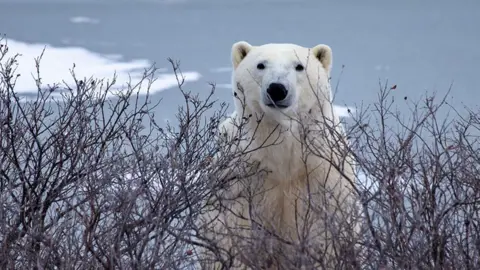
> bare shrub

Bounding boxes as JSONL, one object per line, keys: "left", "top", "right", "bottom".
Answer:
{"left": 0, "top": 35, "right": 237, "bottom": 269}
{"left": 348, "top": 82, "right": 480, "bottom": 269}
{"left": 192, "top": 65, "right": 480, "bottom": 269}
{"left": 2, "top": 34, "right": 480, "bottom": 270}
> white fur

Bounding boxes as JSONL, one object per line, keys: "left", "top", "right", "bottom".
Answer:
{"left": 197, "top": 41, "right": 360, "bottom": 270}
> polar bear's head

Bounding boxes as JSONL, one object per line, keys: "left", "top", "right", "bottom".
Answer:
{"left": 230, "top": 41, "right": 333, "bottom": 123}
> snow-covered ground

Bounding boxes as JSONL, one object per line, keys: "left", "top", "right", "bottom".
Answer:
{"left": 2, "top": 39, "right": 202, "bottom": 98}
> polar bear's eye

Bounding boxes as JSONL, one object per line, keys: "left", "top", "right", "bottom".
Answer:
{"left": 257, "top": 63, "right": 265, "bottom": 70}
{"left": 295, "top": 64, "right": 305, "bottom": 71}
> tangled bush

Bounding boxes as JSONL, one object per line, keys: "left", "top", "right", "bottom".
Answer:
{"left": 0, "top": 35, "right": 233, "bottom": 269}
{"left": 1, "top": 35, "right": 480, "bottom": 270}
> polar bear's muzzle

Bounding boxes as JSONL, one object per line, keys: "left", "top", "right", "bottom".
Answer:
{"left": 264, "top": 82, "right": 293, "bottom": 109}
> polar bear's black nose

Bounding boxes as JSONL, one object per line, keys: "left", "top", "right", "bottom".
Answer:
{"left": 266, "top": 83, "right": 288, "bottom": 103}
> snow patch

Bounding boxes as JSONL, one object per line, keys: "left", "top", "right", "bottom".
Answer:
{"left": 69, "top": 16, "right": 100, "bottom": 24}
{"left": 1, "top": 39, "right": 201, "bottom": 98}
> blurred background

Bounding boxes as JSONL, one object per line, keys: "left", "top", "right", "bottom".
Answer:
{"left": 1, "top": 0, "right": 479, "bottom": 125}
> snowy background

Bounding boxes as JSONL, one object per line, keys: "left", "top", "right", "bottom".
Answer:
{"left": 1, "top": 0, "right": 478, "bottom": 126}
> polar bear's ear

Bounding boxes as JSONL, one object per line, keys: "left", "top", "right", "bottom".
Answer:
{"left": 311, "top": 44, "right": 333, "bottom": 74}
{"left": 232, "top": 41, "right": 253, "bottom": 69}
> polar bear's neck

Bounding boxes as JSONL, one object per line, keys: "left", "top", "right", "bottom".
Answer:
{"left": 238, "top": 107, "right": 313, "bottom": 177}
{"left": 239, "top": 101, "right": 337, "bottom": 144}
{"left": 235, "top": 101, "right": 344, "bottom": 182}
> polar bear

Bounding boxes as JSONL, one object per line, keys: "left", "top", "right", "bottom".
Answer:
{"left": 197, "top": 41, "right": 361, "bottom": 269}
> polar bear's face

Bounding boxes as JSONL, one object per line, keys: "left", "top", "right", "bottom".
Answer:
{"left": 230, "top": 41, "right": 333, "bottom": 122}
